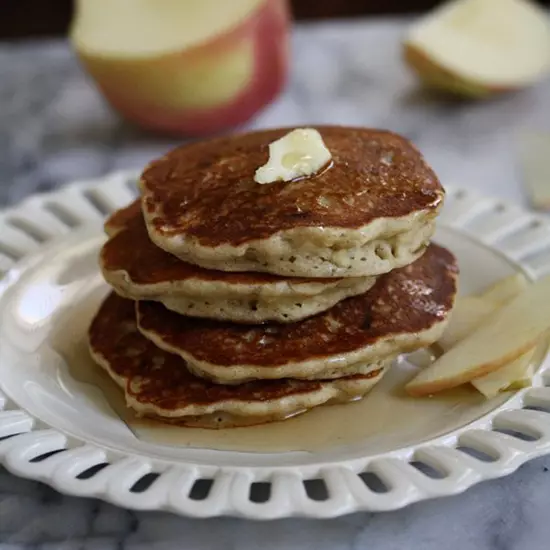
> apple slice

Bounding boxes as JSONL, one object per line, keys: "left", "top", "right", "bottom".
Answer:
{"left": 435, "top": 273, "right": 534, "bottom": 396}
{"left": 404, "top": 0, "right": 550, "bottom": 98}
{"left": 71, "top": 0, "right": 289, "bottom": 135}
{"left": 479, "top": 273, "right": 529, "bottom": 306}
{"left": 439, "top": 274, "right": 528, "bottom": 351}
{"left": 438, "top": 295, "right": 496, "bottom": 352}
{"left": 471, "top": 274, "right": 534, "bottom": 396}
{"left": 521, "top": 133, "right": 550, "bottom": 211}
{"left": 406, "top": 274, "right": 550, "bottom": 397}
{"left": 472, "top": 350, "right": 535, "bottom": 398}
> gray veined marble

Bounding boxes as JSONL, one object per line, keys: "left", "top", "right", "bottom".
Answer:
{"left": 1, "top": 17, "right": 550, "bottom": 550}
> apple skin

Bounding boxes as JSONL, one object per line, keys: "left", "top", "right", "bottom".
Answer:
{"left": 76, "top": 0, "right": 289, "bottom": 136}
{"left": 403, "top": 43, "right": 513, "bottom": 99}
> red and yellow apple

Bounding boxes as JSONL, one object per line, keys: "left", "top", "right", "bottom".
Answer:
{"left": 403, "top": 0, "right": 550, "bottom": 98}
{"left": 71, "top": 0, "right": 289, "bottom": 135}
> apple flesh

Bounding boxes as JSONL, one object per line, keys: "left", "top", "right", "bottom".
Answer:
{"left": 438, "top": 274, "right": 534, "bottom": 397}
{"left": 439, "top": 274, "right": 528, "bottom": 351}
{"left": 71, "top": 0, "right": 289, "bottom": 136}
{"left": 404, "top": 0, "right": 550, "bottom": 98}
{"left": 472, "top": 350, "right": 535, "bottom": 398}
{"left": 406, "top": 274, "right": 550, "bottom": 397}
{"left": 407, "top": 274, "right": 537, "bottom": 398}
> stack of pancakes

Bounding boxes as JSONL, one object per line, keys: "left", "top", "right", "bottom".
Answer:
{"left": 89, "top": 127, "right": 458, "bottom": 428}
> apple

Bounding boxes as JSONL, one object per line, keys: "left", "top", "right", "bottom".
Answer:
{"left": 521, "top": 133, "right": 550, "bottom": 211}
{"left": 478, "top": 273, "right": 528, "bottom": 306}
{"left": 411, "top": 273, "right": 536, "bottom": 398}
{"left": 435, "top": 274, "right": 535, "bottom": 397}
{"left": 437, "top": 295, "right": 496, "bottom": 352}
{"left": 403, "top": 0, "right": 550, "bottom": 98}
{"left": 406, "top": 274, "right": 550, "bottom": 397}
{"left": 472, "top": 350, "right": 535, "bottom": 398}
{"left": 71, "top": 0, "right": 289, "bottom": 135}
{"left": 439, "top": 274, "right": 528, "bottom": 351}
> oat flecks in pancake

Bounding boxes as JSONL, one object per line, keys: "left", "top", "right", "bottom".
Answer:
{"left": 141, "top": 126, "right": 443, "bottom": 245}
{"left": 136, "top": 243, "right": 458, "bottom": 382}
{"left": 88, "top": 294, "right": 387, "bottom": 422}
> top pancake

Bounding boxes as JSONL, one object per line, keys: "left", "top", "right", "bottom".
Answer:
{"left": 137, "top": 243, "right": 458, "bottom": 383}
{"left": 141, "top": 126, "right": 443, "bottom": 244}
{"left": 140, "top": 126, "right": 444, "bottom": 277}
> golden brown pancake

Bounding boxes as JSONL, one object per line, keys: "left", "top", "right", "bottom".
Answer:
{"left": 88, "top": 293, "right": 390, "bottom": 427}
{"left": 101, "top": 202, "right": 376, "bottom": 323}
{"left": 140, "top": 126, "right": 444, "bottom": 277}
{"left": 136, "top": 243, "right": 458, "bottom": 384}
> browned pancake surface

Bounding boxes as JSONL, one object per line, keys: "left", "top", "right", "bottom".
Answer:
{"left": 137, "top": 244, "right": 458, "bottom": 368}
{"left": 89, "top": 294, "right": 381, "bottom": 409}
{"left": 104, "top": 199, "right": 142, "bottom": 236}
{"left": 102, "top": 201, "right": 342, "bottom": 286}
{"left": 141, "top": 126, "right": 444, "bottom": 246}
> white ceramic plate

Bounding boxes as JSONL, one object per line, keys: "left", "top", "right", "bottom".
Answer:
{"left": 1, "top": 171, "right": 550, "bottom": 519}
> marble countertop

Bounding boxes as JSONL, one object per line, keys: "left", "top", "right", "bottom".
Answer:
{"left": 1, "top": 17, "right": 550, "bottom": 550}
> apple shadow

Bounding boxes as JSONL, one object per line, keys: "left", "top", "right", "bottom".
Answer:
{"left": 399, "top": 84, "right": 526, "bottom": 110}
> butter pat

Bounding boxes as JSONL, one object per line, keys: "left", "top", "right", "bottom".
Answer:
{"left": 254, "top": 128, "right": 331, "bottom": 184}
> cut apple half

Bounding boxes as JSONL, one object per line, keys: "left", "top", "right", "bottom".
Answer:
{"left": 71, "top": 0, "right": 289, "bottom": 135}
{"left": 404, "top": 0, "right": 550, "bottom": 97}
{"left": 406, "top": 274, "right": 550, "bottom": 397}
{"left": 72, "top": 0, "right": 265, "bottom": 58}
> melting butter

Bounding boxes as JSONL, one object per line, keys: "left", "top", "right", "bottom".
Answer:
{"left": 254, "top": 128, "right": 331, "bottom": 184}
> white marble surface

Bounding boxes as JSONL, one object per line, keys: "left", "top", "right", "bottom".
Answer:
{"left": 1, "top": 17, "right": 550, "bottom": 549}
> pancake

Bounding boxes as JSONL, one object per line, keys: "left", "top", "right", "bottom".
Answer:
{"left": 104, "top": 199, "right": 142, "bottom": 237}
{"left": 140, "top": 126, "right": 444, "bottom": 278}
{"left": 136, "top": 243, "right": 458, "bottom": 384}
{"left": 88, "top": 293, "right": 390, "bottom": 427}
{"left": 102, "top": 202, "right": 377, "bottom": 323}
